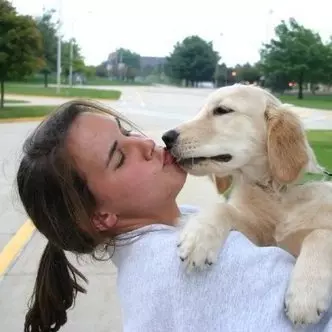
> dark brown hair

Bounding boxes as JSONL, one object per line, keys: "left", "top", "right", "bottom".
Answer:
{"left": 17, "top": 100, "right": 139, "bottom": 332}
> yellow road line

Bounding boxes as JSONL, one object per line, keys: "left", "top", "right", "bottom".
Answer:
{"left": 0, "top": 220, "right": 35, "bottom": 277}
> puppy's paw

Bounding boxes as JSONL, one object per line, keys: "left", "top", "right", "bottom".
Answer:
{"left": 284, "top": 274, "right": 332, "bottom": 327}
{"left": 177, "top": 214, "right": 229, "bottom": 272}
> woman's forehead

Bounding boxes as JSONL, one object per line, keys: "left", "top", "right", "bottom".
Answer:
{"left": 66, "top": 113, "right": 119, "bottom": 162}
{"left": 72, "top": 112, "right": 117, "bottom": 133}
{"left": 72, "top": 112, "right": 132, "bottom": 133}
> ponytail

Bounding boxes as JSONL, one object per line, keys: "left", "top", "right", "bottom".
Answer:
{"left": 24, "top": 242, "right": 87, "bottom": 332}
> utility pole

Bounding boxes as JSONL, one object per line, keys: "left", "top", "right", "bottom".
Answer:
{"left": 214, "top": 33, "right": 223, "bottom": 88}
{"left": 266, "top": 9, "right": 274, "bottom": 44}
{"left": 69, "top": 38, "right": 73, "bottom": 86}
{"left": 56, "top": 0, "right": 62, "bottom": 93}
{"left": 214, "top": 65, "right": 219, "bottom": 88}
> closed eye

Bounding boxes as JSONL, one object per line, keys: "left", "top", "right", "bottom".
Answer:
{"left": 116, "top": 151, "right": 125, "bottom": 169}
{"left": 213, "top": 106, "right": 234, "bottom": 115}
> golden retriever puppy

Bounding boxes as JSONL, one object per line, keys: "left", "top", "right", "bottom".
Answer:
{"left": 162, "top": 84, "right": 332, "bottom": 327}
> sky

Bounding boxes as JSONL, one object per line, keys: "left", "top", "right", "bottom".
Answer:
{"left": 11, "top": 0, "right": 332, "bottom": 67}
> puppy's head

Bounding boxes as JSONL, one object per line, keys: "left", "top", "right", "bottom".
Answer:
{"left": 162, "top": 84, "right": 322, "bottom": 184}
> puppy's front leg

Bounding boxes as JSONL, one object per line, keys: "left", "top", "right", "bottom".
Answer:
{"left": 177, "top": 202, "right": 236, "bottom": 272}
{"left": 285, "top": 229, "right": 332, "bottom": 326}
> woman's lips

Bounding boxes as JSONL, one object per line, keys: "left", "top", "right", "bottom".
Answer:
{"left": 163, "top": 148, "right": 175, "bottom": 166}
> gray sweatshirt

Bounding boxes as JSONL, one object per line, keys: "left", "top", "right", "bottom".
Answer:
{"left": 111, "top": 205, "right": 332, "bottom": 332}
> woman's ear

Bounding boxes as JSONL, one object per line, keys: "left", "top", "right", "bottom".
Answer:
{"left": 92, "top": 212, "right": 118, "bottom": 231}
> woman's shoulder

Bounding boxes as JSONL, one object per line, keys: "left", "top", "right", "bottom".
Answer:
{"left": 111, "top": 203, "right": 297, "bottom": 280}
{"left": 111, "top": 218, "right": 295, "bottom": 276}
{"left": 111, "top": 204, "right": 200, "bottom": 261}
{"left": 179, "top": 204, "right": 201, "bottom": 215}
{"left": 111, "top": 203, "right": 296, "bottom": 267}
{"left": 110, "top": 214, "right": 303, "bottom": 332}
{"left": 110, "top": 206, "right": 332, "bottom": 332}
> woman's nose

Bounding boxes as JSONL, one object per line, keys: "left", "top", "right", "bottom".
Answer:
{"left": 140, "top": 137, "right": 155, "bottom": 160}
{"left": 125, "top": 136, "right": 156, "bottom": 160}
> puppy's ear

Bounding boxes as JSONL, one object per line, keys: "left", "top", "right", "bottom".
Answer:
{"left": 265, "top": 106, "right": 309, "bottom": 183}
{"left": 209, "top": 174, "right": 232, "bottom": 194}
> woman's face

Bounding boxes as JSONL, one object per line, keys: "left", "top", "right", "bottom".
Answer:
{"left": 66, "top": 112, "right": 187, "bottom": 232}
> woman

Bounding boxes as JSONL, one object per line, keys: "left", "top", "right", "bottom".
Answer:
{"left": 18, "top": 100, "right": 331, "bottom": 332}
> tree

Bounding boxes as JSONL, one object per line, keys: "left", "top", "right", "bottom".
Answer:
{"left": 125, "top": 67, "right": 137, "bottom": 82}
{"left": 310, "top": 41, "right": 332, "bottom": 88}
{"left": 262, "top": 71, "right": 292, "bottom": 93}
{"left": 112, "top": 48, "right": 140, "bottom": 81}
{"left": 235, "top": 63, "right": 262, "bottom": 84}
{"left": 61, "top": 39, "right": 86, "bottom": 82}
{"left": 0, "top": 0, "right": 44, "bottom": 108}
{"left": 35, "top": 9, "right": 58, "bottom": 87}
{"left": 260, "top": 18, "right": 330, "bottom": 99}
{"left": 116, "top": 48, "right": 140, "bottom": 69}
{"left": 214, "top": 63, "right": 228, "bottom": 87}
{"left": 83, "top": 65, "right": 96, "bottom": 79}
{"left": 96, "top": 61, "right": 108, "bottom": 77}
{"left": 214, "top": 63, "right": 262, "bottom": 87}
{"left": 166, "top": 36, "right": 218, "bottom": 86}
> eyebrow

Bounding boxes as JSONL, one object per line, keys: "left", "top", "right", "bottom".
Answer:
{"left": 105, "top": 140, "right": 118, "bottom": 167}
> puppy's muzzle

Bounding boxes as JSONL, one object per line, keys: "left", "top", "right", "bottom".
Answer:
{"left": 162, "top": 129, "right": 179, "bottom": 149}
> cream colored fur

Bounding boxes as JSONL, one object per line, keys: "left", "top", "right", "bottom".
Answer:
{"left": 168, "top": 84, "right": 332, "bottom": 327}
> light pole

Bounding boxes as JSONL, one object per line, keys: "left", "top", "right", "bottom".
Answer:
{"left": 69, "top": 38, "right": 73, "bottom": 86}
{"left": 68, "top": 20, "right": 75, "bottom": 87}
{"left": 266, "top": 9, "right": 274, "bottom": 44}
{"left": 214, "top": 33, "right": 224, "bottom": 88}
{"left": 56, "top": 0, "right": 62, "bottom": 93}
{"left": 214, "top": 64, "right": 219, "bottom": 88}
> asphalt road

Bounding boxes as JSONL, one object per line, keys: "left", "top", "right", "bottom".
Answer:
{"left": 1, "top": 85, "right": 332, "bottom": 332}
{"left": 0, "top": 86, "right": 222, "bottom": 332}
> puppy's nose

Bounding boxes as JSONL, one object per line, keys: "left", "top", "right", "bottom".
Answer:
{"left": 162, "top": 130, "right": 179, "bottom": 149}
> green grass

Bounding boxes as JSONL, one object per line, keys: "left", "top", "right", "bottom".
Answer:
{"left": 279, "top": 94, "right": 332, "bottom": 110}
{"left": 0, "top": 105, "right": 56, "bottom": 119}
{"left": 300, "top": 130, "right": 332, "bottom": 182}
{"left": 5, "top": 84, "right": 121, "bottom": 100}
{"left": 307, "top": 130, "right": 332, "bottom": 169}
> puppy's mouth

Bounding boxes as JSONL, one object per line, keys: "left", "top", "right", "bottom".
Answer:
{"left": 177, "top": 154, "right": 232, "bottom": 166}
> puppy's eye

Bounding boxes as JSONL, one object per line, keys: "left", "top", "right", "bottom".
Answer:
{"left": 213, "top": 106, "right": 234, "bottom": 115}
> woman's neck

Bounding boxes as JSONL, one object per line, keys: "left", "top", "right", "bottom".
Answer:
{"left": 113, "top": 202, "right": 181, "bottom": 235}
